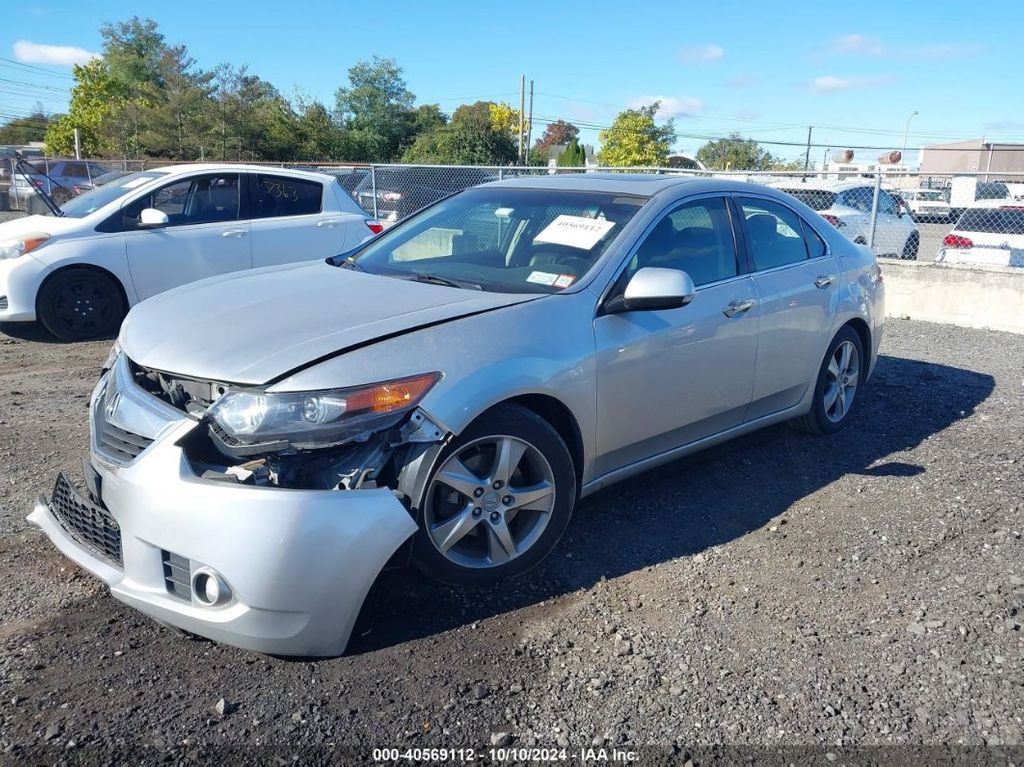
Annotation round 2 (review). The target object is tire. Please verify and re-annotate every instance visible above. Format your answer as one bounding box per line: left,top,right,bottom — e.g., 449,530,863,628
410,404,576,586
901,232,919,260
37,267,126,342
791,326,865,436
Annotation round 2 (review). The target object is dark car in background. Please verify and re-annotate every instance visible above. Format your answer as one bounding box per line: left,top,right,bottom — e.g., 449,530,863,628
353,166,497,223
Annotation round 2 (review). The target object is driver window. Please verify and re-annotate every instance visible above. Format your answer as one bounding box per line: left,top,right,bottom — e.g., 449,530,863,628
122,174,240,229
628,197,738,286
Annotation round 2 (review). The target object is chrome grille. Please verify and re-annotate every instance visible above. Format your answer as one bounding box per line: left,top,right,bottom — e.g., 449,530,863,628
96,417,153,463
49,473,122,567
161,550,192,601
0,296,8,311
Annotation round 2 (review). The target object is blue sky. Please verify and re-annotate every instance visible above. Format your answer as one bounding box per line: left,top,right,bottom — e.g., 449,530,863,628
2,0,1021,163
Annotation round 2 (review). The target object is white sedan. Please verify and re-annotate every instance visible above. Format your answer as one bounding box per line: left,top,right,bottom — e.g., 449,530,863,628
774,180,920,259
0,164,381,340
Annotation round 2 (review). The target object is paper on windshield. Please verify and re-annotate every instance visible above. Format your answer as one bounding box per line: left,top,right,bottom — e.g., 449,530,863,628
534,215,615,250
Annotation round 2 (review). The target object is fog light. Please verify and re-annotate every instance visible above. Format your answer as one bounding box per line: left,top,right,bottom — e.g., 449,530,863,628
191,567,230,607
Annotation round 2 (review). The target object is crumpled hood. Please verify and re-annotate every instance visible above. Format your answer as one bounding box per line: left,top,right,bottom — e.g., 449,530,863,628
120,261,535,384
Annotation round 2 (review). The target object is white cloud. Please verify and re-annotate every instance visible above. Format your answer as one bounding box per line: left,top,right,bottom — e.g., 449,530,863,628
680,44,724,63
629,96,704,118
806,75,892,94
13,40,99,67
830,34,885,56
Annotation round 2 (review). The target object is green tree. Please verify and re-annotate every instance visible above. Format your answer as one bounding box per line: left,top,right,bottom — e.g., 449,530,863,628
44,59,123,156
402,101,516,165
335,56,415,161
557,136,586,166
695,133,775,171
140,45,214,159
296,100,341,160
99,16,168,156
0,110,52,144
597,103,674,167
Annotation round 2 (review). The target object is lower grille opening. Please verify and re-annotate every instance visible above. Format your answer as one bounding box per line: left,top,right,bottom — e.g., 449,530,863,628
161,550,192,601
50,473,122,567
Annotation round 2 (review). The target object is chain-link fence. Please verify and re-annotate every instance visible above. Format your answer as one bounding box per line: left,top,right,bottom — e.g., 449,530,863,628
2,157,1021,268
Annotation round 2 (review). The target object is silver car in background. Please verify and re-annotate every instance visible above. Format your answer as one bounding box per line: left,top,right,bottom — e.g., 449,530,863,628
29,175,884,656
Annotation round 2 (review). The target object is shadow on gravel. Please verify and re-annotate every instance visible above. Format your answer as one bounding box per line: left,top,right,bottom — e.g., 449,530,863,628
0,321,74,344
348,354,994,654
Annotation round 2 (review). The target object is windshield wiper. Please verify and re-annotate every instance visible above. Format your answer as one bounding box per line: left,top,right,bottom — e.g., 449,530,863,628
403,273,483,291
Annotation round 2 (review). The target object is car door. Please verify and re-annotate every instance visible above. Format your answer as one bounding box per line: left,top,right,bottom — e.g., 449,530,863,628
592,195,759,476
735,196,838,420
122,172,251,300
248,172,360,268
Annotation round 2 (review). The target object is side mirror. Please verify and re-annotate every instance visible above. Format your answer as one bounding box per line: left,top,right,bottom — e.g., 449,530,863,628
139,208,169,227
606,267,696,313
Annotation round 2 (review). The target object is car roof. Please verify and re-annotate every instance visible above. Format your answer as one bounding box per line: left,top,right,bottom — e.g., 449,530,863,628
146,163,337,183
482,172,786,198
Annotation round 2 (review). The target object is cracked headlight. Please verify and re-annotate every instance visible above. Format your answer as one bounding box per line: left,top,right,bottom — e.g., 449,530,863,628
0,232,50,260
207,372,441,453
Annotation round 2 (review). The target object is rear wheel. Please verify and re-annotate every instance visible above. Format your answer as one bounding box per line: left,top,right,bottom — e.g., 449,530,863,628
901,232,919,260
37,267,126,342
411,405,576,586
792,326,864,436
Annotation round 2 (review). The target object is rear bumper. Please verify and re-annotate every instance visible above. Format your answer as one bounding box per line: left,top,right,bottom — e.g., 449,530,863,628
28,419,417,656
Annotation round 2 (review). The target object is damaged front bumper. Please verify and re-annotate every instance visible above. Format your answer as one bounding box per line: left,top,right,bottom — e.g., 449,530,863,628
27,357,422,657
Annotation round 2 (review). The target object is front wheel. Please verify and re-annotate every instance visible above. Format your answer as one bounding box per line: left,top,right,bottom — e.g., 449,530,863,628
410,404,576,586
37,267,126,341
791,326,864,436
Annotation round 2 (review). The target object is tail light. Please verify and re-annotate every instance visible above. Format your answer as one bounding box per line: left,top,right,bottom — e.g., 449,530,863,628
31,178,44,188
943,234,973,249
821,214,844,228
380,192,403,202
365,220,384,234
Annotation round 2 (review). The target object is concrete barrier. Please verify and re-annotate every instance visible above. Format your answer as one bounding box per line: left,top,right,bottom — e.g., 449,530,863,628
879,258,1024,334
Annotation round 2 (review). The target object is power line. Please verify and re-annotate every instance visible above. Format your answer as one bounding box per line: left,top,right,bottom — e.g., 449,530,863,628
0,56,76,80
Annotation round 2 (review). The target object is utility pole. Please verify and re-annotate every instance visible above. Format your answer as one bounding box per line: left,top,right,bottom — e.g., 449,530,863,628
518,74,526,165
803,126,813,172
73,128,81,160
525,79,534,166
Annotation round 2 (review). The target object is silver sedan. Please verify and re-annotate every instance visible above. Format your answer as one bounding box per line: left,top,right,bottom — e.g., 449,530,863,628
29,174,884,656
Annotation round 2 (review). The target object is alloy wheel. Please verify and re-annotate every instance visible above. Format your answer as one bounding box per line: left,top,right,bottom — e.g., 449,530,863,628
824,340,860,423
424,435,556,569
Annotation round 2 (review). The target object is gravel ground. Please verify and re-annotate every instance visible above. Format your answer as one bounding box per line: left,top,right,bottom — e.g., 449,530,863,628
0,318,1020,762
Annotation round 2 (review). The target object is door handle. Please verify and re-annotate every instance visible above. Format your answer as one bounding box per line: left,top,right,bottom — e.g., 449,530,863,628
221,229,247,238
722,298,756,318
316,219,341,228
814,274,835,289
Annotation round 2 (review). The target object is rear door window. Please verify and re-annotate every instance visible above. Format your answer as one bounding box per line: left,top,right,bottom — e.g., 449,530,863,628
251,174,323,218
737,198,810,270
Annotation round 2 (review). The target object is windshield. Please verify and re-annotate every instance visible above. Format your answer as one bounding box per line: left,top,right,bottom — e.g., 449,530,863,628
778,188,836,211
915,190,945,202
346,187,647,293
976,182,1009,200
57,171,168,218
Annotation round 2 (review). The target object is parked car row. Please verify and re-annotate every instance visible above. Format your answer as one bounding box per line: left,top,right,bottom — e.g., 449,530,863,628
9,168,884,657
